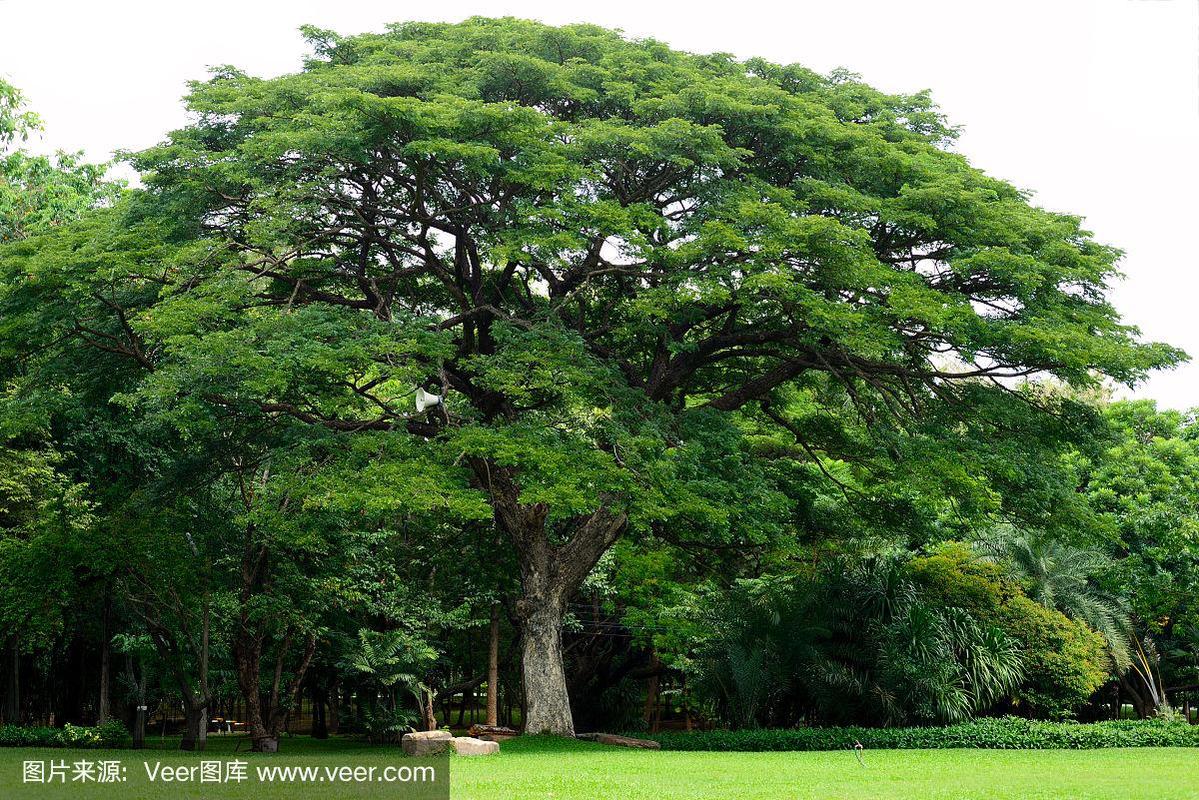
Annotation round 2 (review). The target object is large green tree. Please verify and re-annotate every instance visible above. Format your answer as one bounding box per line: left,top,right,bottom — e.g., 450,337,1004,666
1083,400,1199,713
0,19,1182,735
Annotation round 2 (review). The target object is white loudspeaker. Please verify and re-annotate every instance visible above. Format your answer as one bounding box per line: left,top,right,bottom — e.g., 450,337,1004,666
415,387,443,413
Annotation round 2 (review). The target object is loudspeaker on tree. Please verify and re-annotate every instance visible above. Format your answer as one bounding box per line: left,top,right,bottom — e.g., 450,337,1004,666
415,387,443,413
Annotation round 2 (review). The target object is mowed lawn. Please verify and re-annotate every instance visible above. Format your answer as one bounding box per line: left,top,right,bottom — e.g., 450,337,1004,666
455,736,1199,800
1,735,1196,800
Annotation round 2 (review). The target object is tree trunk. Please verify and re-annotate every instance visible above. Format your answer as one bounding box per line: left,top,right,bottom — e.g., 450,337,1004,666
476,460,627,738
241,689,277,753
520,597,574,736
98,594,112,725
180,701,207,751
423,689,437,731
1122,676,1154,719
327,679,341,735
234,642,277,752
126,655,147,749
643,651,661,732
233,626,272,751
4,639,18,725
487,603,500,726
683,677,692,731
457,686,471,728
234,624,316,752
312,686,328,740
132,705,146,749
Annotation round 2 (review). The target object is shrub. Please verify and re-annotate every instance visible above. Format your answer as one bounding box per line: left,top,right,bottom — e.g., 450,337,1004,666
999,596,1109,718
909,545,1110,718
643,717,1199,751
0,721,129,749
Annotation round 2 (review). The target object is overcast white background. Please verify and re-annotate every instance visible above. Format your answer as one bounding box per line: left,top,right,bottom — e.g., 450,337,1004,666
2,0,1196,409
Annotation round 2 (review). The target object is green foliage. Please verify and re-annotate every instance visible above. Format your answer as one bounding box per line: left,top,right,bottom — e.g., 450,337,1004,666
909,544,1109,719
1,16,1167,561
342,628,436,692
983,527,1131,672
809,556,1023,725
998,596,1110,719
0,721,129,749
684,554,1024,728
355,707,422,744
0,79,120,242
1089,404,1199,614
676,543,1115,729
340,629,437,742
644,716,1199,751
0,432,96,645
0,18,1190,740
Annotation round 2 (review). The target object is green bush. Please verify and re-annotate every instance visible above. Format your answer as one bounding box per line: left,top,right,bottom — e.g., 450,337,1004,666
0,721,129,748
644,717,1199,751
999,596,1110,718
909,545,1110,719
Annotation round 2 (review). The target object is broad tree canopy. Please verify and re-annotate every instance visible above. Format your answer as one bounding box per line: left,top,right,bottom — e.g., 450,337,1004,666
0,17,1182,735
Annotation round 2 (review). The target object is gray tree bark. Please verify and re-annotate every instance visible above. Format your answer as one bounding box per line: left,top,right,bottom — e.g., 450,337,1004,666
486,603,500,726
125,656,146,749
473,460,627,738
520,598,573,735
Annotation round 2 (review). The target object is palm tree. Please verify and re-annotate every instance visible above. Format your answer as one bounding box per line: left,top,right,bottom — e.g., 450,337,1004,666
984,527,1132,672
809,555,1024,725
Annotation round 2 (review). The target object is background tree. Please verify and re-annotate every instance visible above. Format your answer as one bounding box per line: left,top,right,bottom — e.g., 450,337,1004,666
1083,401,1199,715
0,79,118,242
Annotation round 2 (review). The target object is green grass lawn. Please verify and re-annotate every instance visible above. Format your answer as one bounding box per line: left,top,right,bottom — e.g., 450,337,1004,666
1,734,1196,799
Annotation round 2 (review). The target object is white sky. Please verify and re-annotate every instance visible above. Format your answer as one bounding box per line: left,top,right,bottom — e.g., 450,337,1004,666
2,0,1197,409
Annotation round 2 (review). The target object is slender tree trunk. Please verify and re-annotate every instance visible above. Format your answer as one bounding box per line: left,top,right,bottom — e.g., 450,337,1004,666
233,631,277,752
132,704,146,749
193,598,211,751
643,650,660,732
423,689,437,731
1122,676,1153,719
457,686,471,728
5,639,18,725
98,594,112,725
145,637,209,752
233,524,279,753
327,679,341,736
234,624,316,752
312,686,328,740
126,656,146,750
683,676,692,731
244,693,277,752
487,603,500,726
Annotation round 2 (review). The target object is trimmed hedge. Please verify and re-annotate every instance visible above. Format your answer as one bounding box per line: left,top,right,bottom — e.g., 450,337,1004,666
0,721,129,749
643,717,1199,751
